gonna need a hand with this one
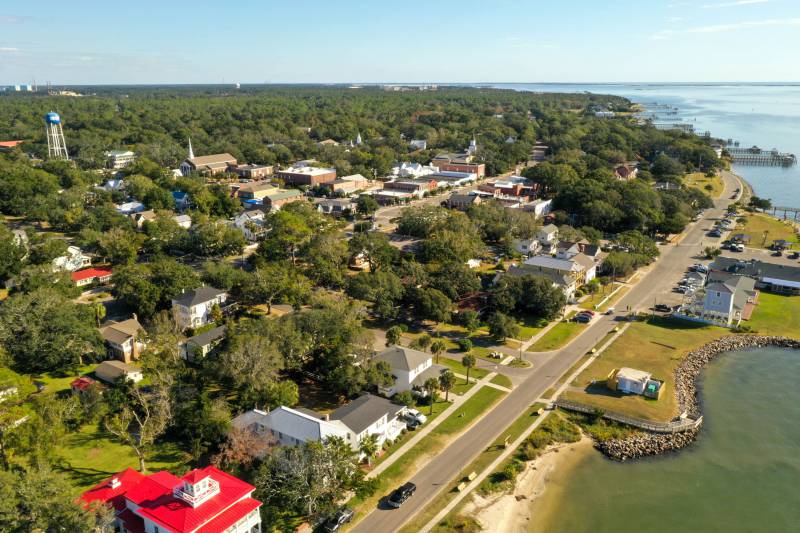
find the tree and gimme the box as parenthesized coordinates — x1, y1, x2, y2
(439, 370, 456, 402)
(0, 226, 26, 282)
(456, 309, 480, 333)
(462, 354, 476, 384)
(412, 333, 431, 352)
(356, 195, 379, 218)
(244, 262, 310, 314)
(414, 287, 452, 324)
(359, 433, 380, 467)
(93, 302, 106, 327)
(457, 338, 473, 352)
(348, 231, 398, 271)
(104, 380, 171, 472)
(213, 426, 274, 471)
(424, 377, 439, 415)
(385, 326, 403, 346)
(487, 311, 520, 343)
(749, 196, 772, 210)
(430, 339, 447, 364)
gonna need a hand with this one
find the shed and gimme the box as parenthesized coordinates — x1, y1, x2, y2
(613, 367, 652, 395)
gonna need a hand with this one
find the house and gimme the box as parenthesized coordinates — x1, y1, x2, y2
(71, 267, 113, 287)
(446, 193, 482, 210)
(614, 163, 638, 181)
(503, 264, 578, 302)
(512, 238, 540, 256)
(525, 198, 553, 219)
(392, 162, 438, 178)
(710, 256, 800, 295)
(232, 406, 349, 448)
(329, 393, 406, 450)
(536, 224, 559, 248)
(180, 153, 237, 176)
(115, 201, 145, 215)
(101, 178, 125, 192)
(429, 171, 478, 188)
(70, 376, 99, 394)
(105, 150, 136, 169)
(234, 210, 267, 241)
(230, 163, 273, 179)
(317, 198, 356, 217)
(374, 345, 446, 397)
(277, 166, 337, 186)
(317, 138, 340, 148)
(99, 316, 145, 363)
(180, 325, 226, 361)
(94, 360, 143, 384)
(172, 191, 190, 210)
(80, 466, 262, 533)
(409, 139, 427, 150)
(52, 246, 92, 272)
(130, 209, 158, 228)
(609, 367, 663, 399)
(676, 271, 758, 327)
(531, 142, 549, 162)
(262, 189, 304, 211)
(322, 174, 369, 194)
(478, 176, 536, 200)
(0, 140, 24, 152)
(383, 179, 435, 198)
(503, 253, 596, 300)
(236, 182, 279, 202)
(174, 214, 192, 229)
(432, 161, 486, 178)
(172, 286, 228, 329)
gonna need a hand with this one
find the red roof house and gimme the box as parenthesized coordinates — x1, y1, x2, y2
(71, 267, 113, 287)
(70, 376, 99, 394)
(81, 466, 261, 533)
(0, 140, 24, 150)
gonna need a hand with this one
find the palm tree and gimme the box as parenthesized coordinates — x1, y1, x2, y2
(424, 377, 439, 415)
(439, 370, 456, 402)
(93, 303, 106, 327)
(359, 433, 380, 467)
(430, 339, 447, 364)
(462, 354, 476, 384)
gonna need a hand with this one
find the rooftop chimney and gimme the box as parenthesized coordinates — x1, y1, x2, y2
(109, 477, 121, 489)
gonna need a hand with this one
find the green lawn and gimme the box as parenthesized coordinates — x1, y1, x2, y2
(55, 424, 188, 493)
(34, 364, 98, 395)
(490, 374, 513, 389)
(737, 212, 798, 249)
(348, 387, 505, 526)
(439, 355, 490, 380)
(747, 292, 800, 337)
(398, 403, 545, 533)
(685, 171, 724, 199)
(372, 397, 453, 467)
(579, 284, 629, 312)
(562, 317, 726, 421)
(529, 315, 585, 352)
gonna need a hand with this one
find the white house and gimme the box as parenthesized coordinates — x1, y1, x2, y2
(677, 272, 757, 327)
(52, 245, 92, 272)
(329, 393, 406, 450)
(512, 238, 540, 256)
(374, 346, 446, 396)
(234, 210, 267, 242)
(174, 214, 192, 229)
(615, 367, 651, 395)
(526, 198, 553, 219)
(94, 360, 144, 384)
(171, 286, 228, 330)
(537, 224, 559, 248)
(105, 150, 136, 169)
(232, 406, 350, 448)
(392, 162, 438, 178)
(180, 325, 226, 361)
(115, 201, 145, 215)
(409, 139, 427, 150)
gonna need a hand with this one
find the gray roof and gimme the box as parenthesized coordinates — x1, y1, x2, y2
(710, 256, 800, 284)
(186, 325, 226, 348)
(330, 394, 404, 435)
(375, 346, 431, 371)
(410, 364, 448, 388)
(172, 286, 225, 307)
(539, 224, 558, 234)
(506, 265, 574, 287)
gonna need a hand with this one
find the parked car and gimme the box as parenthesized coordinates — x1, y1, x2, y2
(489, 351, 504, 359)
(580, 310, 596, 317)
(695, 264, 709, 273)
(773, 250, 783, 257)
(654, 304, 672, 312)
(709, 230, 722, 238)
(406, 419, 421, 431)
(789, 251, 800, 259)
(574, 314, 592, 324)
(388, 482, 416, 508)
(605, 307, 615, 315)
(405, 409, 427, 425)
(323, 508, 354, 532)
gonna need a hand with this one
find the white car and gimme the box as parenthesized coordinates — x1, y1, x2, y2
(405, 409, 427, 425)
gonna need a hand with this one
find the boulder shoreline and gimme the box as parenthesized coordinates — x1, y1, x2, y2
(597, 335, 800, 461)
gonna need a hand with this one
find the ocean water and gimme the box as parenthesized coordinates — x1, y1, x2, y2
(490, 83, 800, 207)
(529, 346, 800, 533)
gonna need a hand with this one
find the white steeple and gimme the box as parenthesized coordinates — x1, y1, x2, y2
(468, 134, 477, 155)
(355, 132, 362, 145)
(188, 137, 195, 160)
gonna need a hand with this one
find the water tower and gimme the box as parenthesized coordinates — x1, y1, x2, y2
(45, 112, 69, 160)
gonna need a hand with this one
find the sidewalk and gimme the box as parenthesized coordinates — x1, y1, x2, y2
(367, 371, 498, 479)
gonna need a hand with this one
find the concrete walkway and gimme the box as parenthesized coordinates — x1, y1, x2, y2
(367, 371, 498, 479)
(419, 322, 631, 533)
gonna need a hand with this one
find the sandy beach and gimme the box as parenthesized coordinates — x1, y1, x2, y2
(460, 436, 594, 533)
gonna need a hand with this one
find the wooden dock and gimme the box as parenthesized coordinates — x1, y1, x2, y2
(727, 146, 796, 167)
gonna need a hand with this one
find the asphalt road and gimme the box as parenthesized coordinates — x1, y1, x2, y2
(351, 171, 743, 533)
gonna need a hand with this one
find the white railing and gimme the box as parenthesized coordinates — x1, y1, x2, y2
(173, 478, 220, 508)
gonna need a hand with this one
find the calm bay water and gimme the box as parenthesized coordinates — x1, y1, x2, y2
(491, 83, 800, 207)
(530, 346, 800, 533)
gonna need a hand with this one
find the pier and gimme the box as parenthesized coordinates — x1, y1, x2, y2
(727, 146, 796, 167)
(769, 206, 800, 220)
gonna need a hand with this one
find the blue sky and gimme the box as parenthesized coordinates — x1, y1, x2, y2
(1, 0, 799, 84)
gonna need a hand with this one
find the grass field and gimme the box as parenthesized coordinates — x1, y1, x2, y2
(747, 292, 800, 337)
(579, 284, 629, 312)
(55, 424, 188, 493)
(439, 355, 490, 381)
(737, 212, 798, 249)
(685, 171, 724, 198)
(490, 374, 513, 389)
(348, 387, 505, 525)
(34, 364, 98, 395)
(561, 317, 726, 421)
(529, 315, 585, 352)
(398, 403, 544, 533)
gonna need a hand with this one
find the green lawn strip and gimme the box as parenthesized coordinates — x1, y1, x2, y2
(685, 171, 724, 198)
(55, 424, 188, 494)
(439, 356, 490, 380)
(489, 374, 513, 389)
(580, 284, 630, 312)
(529, 315, 585, 352)
(34, 364, 98, 395)
(372, 398, 452, 467)
(398, 403, 545, 533)
(747, 293, 800, 336)
(737, 212, 798, 249)
(449, 380, 476, 396)
(347, 387, 505, 525)
(561, 316, 727, 422)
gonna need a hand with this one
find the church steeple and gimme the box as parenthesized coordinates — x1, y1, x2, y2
(355, 131, 362, 146)
(188, 137, 195, 160)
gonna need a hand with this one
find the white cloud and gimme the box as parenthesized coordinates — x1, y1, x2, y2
(652, 17, 800, 39)
(701, 0, 770, 8)
(0, 47, 19, 53)
(0, 15, 25, 24)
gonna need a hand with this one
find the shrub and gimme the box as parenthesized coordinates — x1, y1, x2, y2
(457, 338, 473, 352)
(393, 390, 415, 407)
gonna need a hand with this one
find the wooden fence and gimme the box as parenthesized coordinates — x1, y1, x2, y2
(554, 399, 703, 434)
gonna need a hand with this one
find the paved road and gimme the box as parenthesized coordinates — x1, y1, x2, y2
(351, 171, 742, 533)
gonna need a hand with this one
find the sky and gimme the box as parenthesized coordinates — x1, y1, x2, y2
(1, 0, 799, 85)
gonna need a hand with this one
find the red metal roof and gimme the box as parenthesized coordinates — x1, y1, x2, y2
(70, 376, 97, 391)
(80, 468, 146, 512)
(0, 140, 23, 148)
(71, 267, 113, 282)
(117, 508, 146, 533)
(195, 498, 261, 532)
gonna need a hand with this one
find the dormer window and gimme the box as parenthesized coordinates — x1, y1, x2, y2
(173, 473, 220, 508)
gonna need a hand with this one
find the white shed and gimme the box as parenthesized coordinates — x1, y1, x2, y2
(615, 367, 652, 395)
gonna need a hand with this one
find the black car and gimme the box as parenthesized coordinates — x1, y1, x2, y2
(406, 419, 421, 431)
(388, 482, 416, 508)
(654, 304, 672, 313)
(322, 508, 354, 532)
(790, 252, 800, 259)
